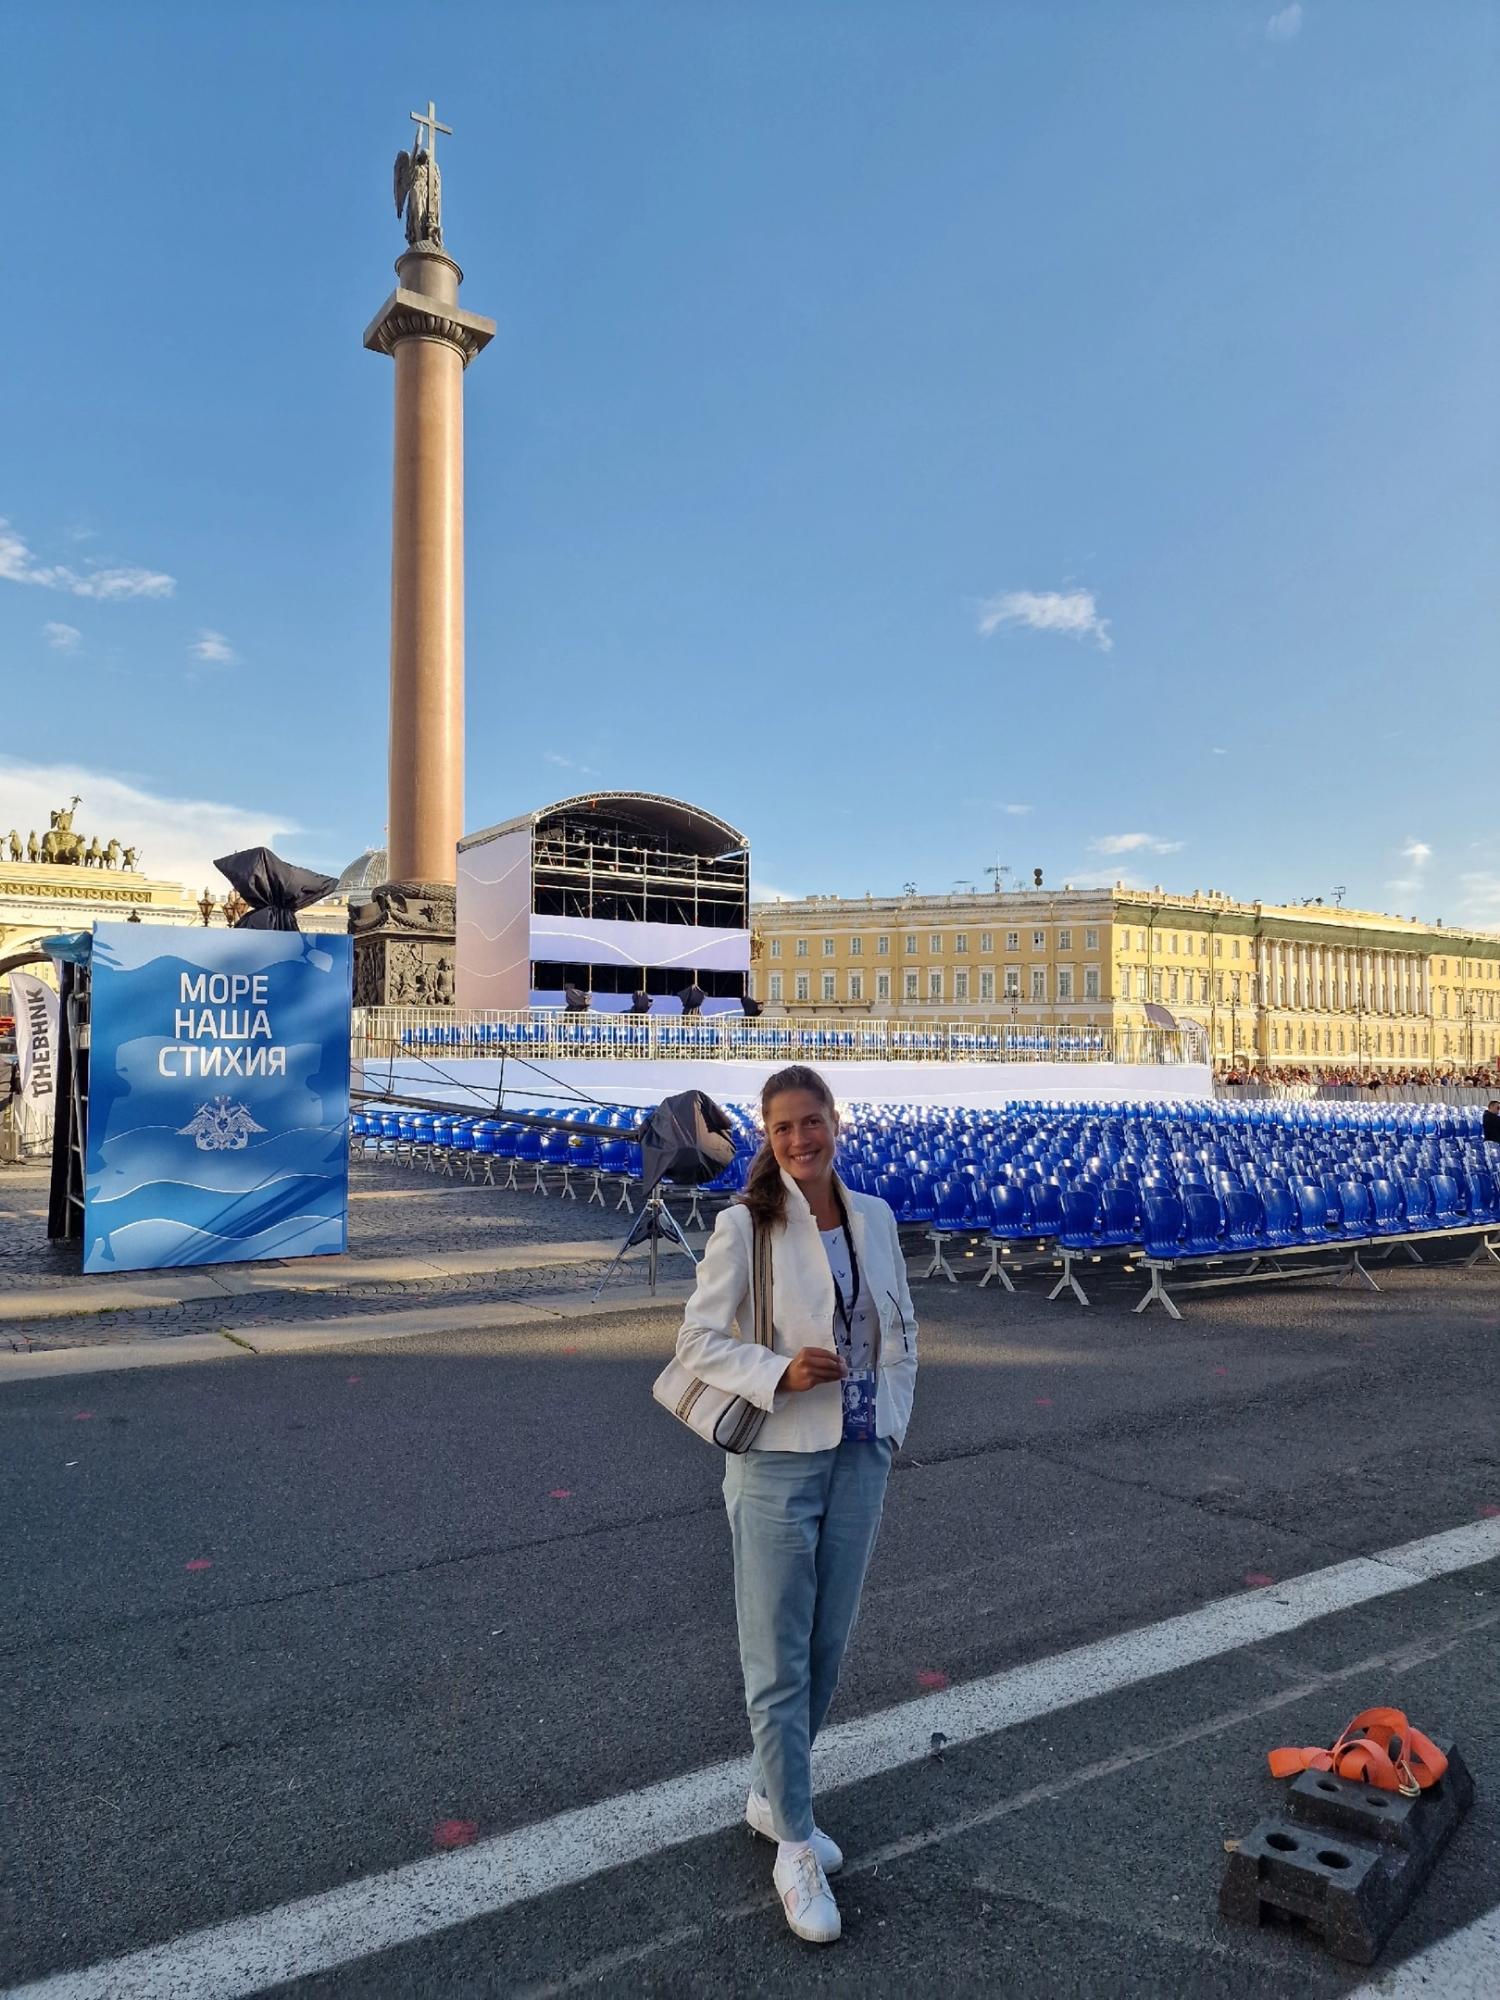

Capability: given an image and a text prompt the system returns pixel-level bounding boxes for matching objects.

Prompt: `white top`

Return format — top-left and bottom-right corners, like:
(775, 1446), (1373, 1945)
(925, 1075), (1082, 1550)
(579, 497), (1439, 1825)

(819, 1224), (878, 1375)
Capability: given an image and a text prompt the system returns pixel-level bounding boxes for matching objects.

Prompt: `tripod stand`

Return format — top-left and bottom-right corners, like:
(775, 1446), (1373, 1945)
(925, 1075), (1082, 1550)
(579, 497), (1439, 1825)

(593, 1178), (699, 1300)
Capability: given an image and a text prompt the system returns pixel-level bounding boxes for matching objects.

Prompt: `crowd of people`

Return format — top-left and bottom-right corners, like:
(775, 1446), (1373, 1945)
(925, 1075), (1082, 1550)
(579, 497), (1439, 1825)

(1217, 1061), (1500, 1090)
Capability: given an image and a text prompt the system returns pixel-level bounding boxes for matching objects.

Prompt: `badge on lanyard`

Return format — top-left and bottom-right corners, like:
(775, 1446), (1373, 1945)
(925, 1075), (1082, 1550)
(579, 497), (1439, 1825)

(831, 1208), (877, 1441)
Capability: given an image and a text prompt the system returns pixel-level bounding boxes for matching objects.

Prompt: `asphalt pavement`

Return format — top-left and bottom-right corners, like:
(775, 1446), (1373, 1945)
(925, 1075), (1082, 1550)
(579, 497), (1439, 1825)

(2, 1220), (1498, 1998)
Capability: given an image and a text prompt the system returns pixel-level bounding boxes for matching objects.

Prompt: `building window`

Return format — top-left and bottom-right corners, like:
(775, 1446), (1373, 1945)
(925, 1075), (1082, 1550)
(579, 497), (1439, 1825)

(822, 937), (835, 956)
(1170, 933), (1179, 954)
(1199, 974), (1210, 1003)
(980, 931), (993, 952)
(796, 938), (808, 957)
(1085, 928), (1098, 950)
(769, 938), (782, 958)
(1031, 968), (1046, 1002)
(1005, 969), (1021, 999)
(1231, 974), (1242, 1003)
(877, 935), (889, 955)
(1118, 967), (1132, 999)
(1084, 968), (1100, 1000)
(1059, 929), (1072, 951)
(980, 970), (995, 1001)
(876, 972), (890, 1001)
(1270, 1025), (1279, 1053)
(1006, 931), (1019, 951)
(795, 973), (809, 1002)
(954, 970), (969, 1001)
(849, 936), (863, 956)
(1151, 969), (1163, 1002)
(1232, 938), (1241, 959)
(904, 971), (919, 999)
(1032, 930), (1045, 949)
(929, 933), (942, 953)
(822, 973), (836, 1000)
(1169, 972), (1179, 1003)
(768, 973), (782, 1001)
(1057, 969), (1073, 1000)
(955, 933), (968, 953)
(929, 969), (943, 999)
(849, 972), (863, 1001)
(905, 934), (917, 954)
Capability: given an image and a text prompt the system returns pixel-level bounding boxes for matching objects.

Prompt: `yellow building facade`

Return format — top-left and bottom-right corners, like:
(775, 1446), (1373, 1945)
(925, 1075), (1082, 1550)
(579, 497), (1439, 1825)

(749, 885), (1500, 1073)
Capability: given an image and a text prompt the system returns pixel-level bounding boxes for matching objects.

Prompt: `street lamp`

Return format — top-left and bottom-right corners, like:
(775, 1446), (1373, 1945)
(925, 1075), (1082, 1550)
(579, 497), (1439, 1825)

(223, 891), (250, 927)
(196, 887), (217, 926)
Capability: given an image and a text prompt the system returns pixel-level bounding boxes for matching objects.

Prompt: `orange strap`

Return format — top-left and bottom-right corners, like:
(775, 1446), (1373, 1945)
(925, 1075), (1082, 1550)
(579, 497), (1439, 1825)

(1268, 1707), (1446, 1797)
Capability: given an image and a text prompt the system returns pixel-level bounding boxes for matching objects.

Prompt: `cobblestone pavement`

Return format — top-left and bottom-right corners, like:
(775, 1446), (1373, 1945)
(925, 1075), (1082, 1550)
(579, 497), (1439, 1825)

(0, 1156), (715, 1352)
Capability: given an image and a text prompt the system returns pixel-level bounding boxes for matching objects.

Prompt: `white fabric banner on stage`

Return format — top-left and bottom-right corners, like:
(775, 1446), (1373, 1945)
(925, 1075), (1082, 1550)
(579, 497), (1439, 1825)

(11, 969), (60, 1132)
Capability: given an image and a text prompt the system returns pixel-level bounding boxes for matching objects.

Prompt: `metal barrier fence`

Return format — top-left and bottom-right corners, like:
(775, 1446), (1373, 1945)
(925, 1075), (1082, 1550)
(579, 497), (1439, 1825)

(1217, 1082), (1497, 1107)
(351, 1008), (1192, 1067)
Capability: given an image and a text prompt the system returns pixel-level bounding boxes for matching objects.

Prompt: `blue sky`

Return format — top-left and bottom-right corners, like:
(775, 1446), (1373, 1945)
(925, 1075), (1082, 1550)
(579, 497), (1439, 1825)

(4, 2), (1496, 924)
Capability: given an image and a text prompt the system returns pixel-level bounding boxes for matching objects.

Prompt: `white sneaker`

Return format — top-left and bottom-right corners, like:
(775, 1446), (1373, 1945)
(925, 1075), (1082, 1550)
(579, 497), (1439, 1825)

(745, 1789), (844, 1874)
(773, 1844), (841, 1945)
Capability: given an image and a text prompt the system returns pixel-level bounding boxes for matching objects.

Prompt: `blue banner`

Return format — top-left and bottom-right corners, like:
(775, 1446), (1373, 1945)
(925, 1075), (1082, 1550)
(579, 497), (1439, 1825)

(83, 924), (352, 1274)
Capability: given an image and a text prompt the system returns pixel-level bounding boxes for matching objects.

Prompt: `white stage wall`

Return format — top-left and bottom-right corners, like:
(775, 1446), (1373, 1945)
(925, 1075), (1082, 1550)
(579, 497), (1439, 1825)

(357, 1055), (1214, 1113)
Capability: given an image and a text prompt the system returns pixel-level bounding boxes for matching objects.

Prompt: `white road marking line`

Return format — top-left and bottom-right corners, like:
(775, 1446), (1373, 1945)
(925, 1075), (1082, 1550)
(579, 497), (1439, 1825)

(7, 1514), (1499, 2000)
(1350, 1904), (1500, 1997)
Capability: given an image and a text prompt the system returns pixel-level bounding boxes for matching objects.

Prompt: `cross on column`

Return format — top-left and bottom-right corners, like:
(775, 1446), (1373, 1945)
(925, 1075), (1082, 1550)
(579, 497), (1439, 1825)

(410, 99), (452, 161)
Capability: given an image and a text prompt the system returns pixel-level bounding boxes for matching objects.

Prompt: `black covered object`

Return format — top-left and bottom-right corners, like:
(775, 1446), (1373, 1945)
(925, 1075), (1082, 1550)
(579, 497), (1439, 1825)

(214, 848), (338, 931)
(629, 990), (652, 1015)
(740, 994), (763, 1017)
(679, 982), (706, 1016)
(638, 1089), (736, 1189)
(563, 983), (590, 1012)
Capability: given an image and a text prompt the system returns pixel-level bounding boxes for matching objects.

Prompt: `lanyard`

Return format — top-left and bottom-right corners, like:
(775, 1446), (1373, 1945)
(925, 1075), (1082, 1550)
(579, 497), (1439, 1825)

(826, 1199), (861, 1348)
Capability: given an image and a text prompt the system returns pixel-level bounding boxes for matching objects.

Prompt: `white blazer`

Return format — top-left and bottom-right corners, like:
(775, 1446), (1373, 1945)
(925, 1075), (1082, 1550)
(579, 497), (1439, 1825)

(675, 1170), (918, 1451)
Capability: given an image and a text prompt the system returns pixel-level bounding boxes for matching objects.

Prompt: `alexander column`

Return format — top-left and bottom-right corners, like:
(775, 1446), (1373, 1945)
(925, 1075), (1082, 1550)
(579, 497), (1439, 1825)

(353, 102), (494, 1008)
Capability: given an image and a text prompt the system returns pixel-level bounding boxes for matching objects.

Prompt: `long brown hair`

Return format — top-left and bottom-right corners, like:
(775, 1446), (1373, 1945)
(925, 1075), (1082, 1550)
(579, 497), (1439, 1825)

(738, 1064), (838, 1227)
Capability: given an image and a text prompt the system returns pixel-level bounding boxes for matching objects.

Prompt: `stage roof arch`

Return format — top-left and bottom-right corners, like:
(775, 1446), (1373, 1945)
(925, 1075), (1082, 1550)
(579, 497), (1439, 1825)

(460, 792), (748, 858)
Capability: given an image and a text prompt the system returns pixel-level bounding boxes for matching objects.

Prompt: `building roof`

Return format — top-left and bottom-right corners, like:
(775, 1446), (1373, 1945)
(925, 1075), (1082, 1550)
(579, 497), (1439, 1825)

(333, 847), (388, 894)
(460, 792), (748, 856)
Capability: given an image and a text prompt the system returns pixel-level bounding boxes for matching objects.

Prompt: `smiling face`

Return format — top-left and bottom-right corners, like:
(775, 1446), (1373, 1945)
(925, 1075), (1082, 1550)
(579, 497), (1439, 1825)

(765, 1087), (839, 1191)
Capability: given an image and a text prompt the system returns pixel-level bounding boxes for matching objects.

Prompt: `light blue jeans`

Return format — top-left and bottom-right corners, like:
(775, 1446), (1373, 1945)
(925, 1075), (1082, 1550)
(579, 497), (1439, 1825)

(723, 1437), (894, 1842)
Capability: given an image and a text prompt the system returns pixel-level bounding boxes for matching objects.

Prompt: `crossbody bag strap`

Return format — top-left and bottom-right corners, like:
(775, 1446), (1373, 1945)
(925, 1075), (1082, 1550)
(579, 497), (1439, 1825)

(752, 1218), (774, 1348)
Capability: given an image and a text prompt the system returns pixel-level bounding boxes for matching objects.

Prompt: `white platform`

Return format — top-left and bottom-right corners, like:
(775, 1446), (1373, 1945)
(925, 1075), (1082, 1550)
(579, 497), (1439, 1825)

(356, 1055), (1214, 1113)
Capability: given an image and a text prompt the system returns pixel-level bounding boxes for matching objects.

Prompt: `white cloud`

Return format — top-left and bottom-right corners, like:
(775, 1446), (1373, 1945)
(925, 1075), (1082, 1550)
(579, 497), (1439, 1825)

(1456, 873), (1500, 926)
(1090, 832), (1185, 856)
(0, 517), (175, 601)
(1211, 746), (1228, 756)
(1001, 802), (1032, 816)
(0, 758), (301, 895)
(543, 750), (600, 778)
(977, 588), (1112, 652)
(189, 629), (239, 666)
(1266, 2), (1303, 41)
(751, 880), (798, 904)
(1401, 838), (1432, 868)
(42, 622), (81, 653)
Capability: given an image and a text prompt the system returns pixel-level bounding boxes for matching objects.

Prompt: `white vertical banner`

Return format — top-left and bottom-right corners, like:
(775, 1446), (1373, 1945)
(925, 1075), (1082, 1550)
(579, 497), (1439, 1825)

(11, 970), (60, 1134)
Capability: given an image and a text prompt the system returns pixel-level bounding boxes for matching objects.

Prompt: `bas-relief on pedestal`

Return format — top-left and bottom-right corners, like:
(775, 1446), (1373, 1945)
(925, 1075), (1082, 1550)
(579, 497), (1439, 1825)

(353, 101), (493, 1009)
(350, 881), (456, 1009)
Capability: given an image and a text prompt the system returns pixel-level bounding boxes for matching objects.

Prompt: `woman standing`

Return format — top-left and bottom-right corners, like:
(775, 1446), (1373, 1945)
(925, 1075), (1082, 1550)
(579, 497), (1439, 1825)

(675, 1065), (918, 1944)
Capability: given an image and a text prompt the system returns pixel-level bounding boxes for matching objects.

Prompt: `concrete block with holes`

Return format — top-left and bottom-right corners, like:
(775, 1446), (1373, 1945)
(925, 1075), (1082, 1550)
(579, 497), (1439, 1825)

(1218, 1739), (1475, 1963)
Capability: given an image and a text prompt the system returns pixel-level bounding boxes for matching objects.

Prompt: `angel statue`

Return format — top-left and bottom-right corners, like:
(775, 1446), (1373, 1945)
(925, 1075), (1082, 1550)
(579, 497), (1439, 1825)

(394, 144), (442, 249)
(6, 830), (20, 862)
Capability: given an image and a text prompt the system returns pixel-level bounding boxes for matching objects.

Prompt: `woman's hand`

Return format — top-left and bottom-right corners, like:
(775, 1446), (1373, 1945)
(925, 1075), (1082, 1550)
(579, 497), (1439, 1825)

(780, 1347), (846, 1393)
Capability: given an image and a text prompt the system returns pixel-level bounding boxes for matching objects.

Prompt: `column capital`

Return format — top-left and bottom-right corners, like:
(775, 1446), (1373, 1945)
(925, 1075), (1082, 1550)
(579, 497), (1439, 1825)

(364, 288), (496, 367)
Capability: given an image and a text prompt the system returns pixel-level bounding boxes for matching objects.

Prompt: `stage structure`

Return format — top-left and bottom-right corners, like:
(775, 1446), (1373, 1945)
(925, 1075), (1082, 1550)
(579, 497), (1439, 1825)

(456, 792), (751, 1012)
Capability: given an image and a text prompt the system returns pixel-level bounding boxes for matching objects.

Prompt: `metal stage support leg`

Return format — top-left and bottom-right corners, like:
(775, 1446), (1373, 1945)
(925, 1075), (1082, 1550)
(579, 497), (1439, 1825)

(1337, 1250), (1382, 1291)
(587, 1171), (606, 1208)
(593, 1185), (699, 1302)
(1466, 1232), (1500, 1267)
